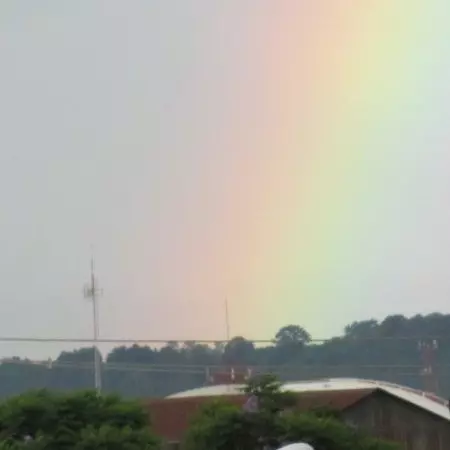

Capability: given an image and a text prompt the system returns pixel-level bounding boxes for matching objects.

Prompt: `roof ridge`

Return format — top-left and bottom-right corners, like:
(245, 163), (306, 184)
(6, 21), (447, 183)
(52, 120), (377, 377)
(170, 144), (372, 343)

(166, 378), (450, 422)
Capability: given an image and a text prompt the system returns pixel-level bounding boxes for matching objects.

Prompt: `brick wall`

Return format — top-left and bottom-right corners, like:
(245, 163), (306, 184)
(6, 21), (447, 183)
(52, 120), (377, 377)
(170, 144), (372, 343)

(145, 395), (246, 441)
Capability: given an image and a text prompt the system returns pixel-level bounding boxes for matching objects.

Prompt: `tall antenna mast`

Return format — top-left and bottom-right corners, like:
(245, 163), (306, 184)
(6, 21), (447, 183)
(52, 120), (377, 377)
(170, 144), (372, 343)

(83, 251), (102, 394)
(224, 297), (232, 391)
(225, 297), (230, 342)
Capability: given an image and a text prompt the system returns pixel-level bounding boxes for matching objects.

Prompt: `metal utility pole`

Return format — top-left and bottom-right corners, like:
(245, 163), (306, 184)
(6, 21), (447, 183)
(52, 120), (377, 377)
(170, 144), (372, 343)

(84, 255), (102, 394)
(418, 339), (439, 393)
(225, 297), (230, 343)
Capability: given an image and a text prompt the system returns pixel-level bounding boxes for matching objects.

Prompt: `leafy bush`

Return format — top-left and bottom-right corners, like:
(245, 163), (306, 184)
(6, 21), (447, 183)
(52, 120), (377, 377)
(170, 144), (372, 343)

(74, 425), (159, 450)
(184, 401), (256, 450)
(0, 390), (158, 450)
(243, 374), (297, 414)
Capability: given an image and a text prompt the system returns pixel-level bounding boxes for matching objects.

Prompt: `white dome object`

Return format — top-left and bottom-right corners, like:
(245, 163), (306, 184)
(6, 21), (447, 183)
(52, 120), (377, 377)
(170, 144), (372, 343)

(166, 377), (450, 422)
(277, 443), (314, 450)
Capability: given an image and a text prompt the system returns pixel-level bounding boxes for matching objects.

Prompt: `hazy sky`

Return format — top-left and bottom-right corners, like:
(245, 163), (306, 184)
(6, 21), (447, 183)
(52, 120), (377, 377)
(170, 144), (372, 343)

(1, 2), (450, 359)
(1, 1), (273, 358)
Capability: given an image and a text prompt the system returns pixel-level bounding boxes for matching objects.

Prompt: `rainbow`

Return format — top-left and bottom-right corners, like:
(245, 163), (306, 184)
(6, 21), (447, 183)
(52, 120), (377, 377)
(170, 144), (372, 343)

(111, 2), (450, 343)
(196, 1), (450, 340)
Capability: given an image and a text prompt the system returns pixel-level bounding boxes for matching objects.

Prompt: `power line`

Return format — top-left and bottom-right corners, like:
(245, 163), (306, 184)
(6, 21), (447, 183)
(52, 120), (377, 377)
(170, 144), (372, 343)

(0, 336), (448, 344)
(1, 362), (449, 379)
(3, 358), (450, 371)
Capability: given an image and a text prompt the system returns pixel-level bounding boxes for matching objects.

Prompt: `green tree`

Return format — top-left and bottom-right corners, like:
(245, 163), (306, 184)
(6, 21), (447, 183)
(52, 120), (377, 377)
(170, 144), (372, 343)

(274, 325), (311, 347)
(243, 373), (297, 414)
(222, 337), (256, 365)
(57, 348), (102, 364)
(271, 325), (311, 365)
(344, 320), (378, 340)
(0, 390), (159, 450)
(107, 345), (157, 365)
(184, 401), (255, 450)
(74, 425), (158, 450)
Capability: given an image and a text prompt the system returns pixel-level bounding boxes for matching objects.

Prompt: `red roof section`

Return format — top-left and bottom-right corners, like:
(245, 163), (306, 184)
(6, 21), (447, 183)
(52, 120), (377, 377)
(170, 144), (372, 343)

(293, 388), (375, 411)
(144, 388), (376, 441)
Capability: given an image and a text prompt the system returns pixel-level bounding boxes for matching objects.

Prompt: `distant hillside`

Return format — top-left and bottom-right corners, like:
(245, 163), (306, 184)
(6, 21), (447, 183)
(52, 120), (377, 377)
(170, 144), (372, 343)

(0, 313), (449, 398)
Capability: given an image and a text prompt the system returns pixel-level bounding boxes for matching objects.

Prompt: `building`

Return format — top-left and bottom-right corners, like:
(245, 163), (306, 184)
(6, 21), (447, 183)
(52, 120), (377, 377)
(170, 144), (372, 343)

(145, 377), (450, 450)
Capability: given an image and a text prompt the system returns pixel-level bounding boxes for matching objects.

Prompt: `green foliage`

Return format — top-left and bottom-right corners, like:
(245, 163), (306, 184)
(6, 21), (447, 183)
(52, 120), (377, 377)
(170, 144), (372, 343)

(57, 348), (102, 364)
(222, 337), (256, 365)
(185, 401), (255, 450)
(274, 325), (311, 347)
(0, 390), (158, 450)
(0, 436), (50, 450)
(0, 390), (56, 440)
(73, 425), (159, 450)
(243, 373), (297, 414)
(184, 376), (400, 450)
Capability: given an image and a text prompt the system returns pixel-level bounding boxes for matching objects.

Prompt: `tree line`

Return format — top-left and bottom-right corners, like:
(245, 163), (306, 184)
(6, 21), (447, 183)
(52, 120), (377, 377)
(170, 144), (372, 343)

(1, 313), (450, 398)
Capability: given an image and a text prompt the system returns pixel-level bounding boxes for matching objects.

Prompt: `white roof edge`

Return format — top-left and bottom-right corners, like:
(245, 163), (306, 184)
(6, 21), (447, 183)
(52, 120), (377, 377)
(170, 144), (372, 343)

(166, 377), (450, 422)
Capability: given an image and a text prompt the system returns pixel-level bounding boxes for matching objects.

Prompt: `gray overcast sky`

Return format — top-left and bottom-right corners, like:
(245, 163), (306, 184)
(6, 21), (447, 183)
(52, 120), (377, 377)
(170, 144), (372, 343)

(1, 2), (450, 359)
(0, 1), (270, 358)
